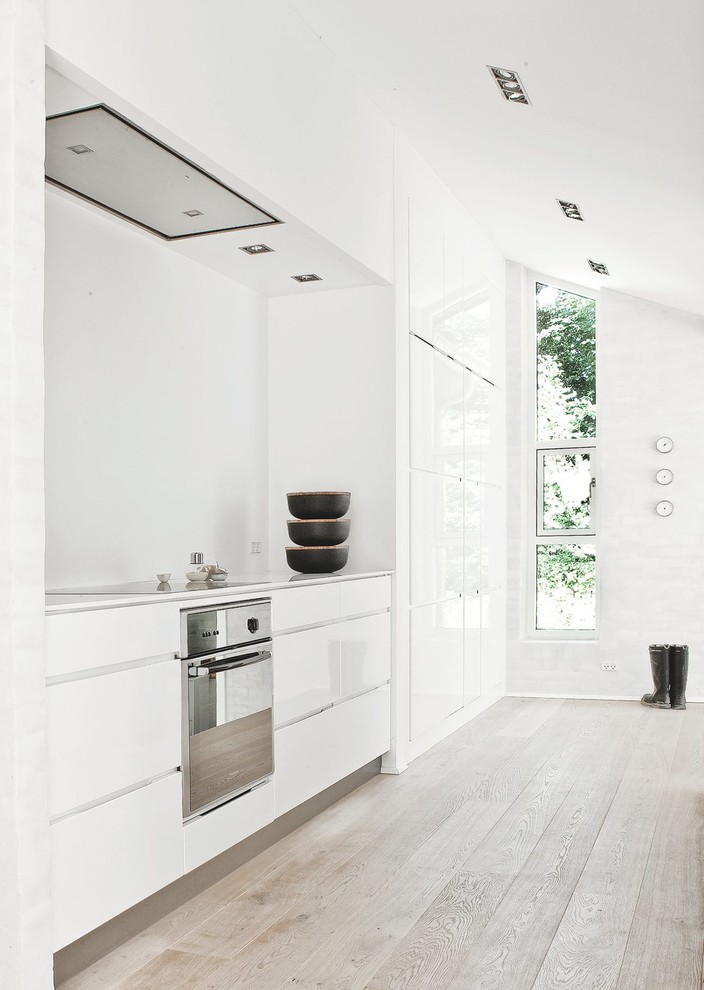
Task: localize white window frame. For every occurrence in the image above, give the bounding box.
[525,273,599,641]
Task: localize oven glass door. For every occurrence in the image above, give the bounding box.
[186,647,273,818]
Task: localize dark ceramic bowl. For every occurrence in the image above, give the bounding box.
[286,545,349,574]
[287,491,351,520]
[287,518,351,547]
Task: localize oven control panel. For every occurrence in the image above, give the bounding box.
[181,599,271,658]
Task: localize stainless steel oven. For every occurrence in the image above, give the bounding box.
[180,599,273,820]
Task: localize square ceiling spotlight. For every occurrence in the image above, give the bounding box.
[588,259,609,275]
[45,104,282,240]
[239,244,274,255]
[487,66,530,105]
[291,273,322,283]
[558,199,584,221]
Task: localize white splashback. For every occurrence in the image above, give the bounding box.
[44,192,269,587]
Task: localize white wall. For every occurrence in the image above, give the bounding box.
[267,285,396,574]
[507,268,704,700]
[44,0,394,284]
[44,192,269,587]
[0,0,54,986]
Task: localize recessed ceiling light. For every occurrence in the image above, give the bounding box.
[239,244,274,255]
[558,199,584,221]
[487,66,531,105]
[588,259,609,275]
[291,273,322,283]
[67,144,93,155]
[183,209,203,217]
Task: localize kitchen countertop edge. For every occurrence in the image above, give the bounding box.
[45,569,395,615]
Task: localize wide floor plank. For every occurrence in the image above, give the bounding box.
[58,699,703,990]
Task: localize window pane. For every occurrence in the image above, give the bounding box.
[536,544,596,630]
[536,283,596,441]
[541,451,592,532]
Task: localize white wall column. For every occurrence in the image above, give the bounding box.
[0,0,52,985]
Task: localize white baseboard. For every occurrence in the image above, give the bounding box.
[379,762,408,775]
[505,692,704,704]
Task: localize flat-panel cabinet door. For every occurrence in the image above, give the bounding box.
[464,371,484,482]
[410,335,464,478]
[274,707,339,817]
[271,583,339,632]
[47,659,181,819]
[482,382,505,487]
[464,595,481,705]
[410,599,463,740]
[481,483,506,593]
[481,589,506,695]
[274,626,340,728]
[338,613,391,699]
[462,265,492,379]
[337,686,391,779]
[51,773,183,950]
[409,198,443,347]
[436,228,463,362]
[464,479,481,597]
[410,471,464,607]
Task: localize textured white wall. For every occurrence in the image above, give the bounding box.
[507,267,704,700]
[0,0,54,986]
[44,192,270,587]
[267,285,396,575]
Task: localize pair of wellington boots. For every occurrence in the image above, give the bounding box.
[641,644,688,710]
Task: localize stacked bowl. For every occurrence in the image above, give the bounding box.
[286,491,351,573]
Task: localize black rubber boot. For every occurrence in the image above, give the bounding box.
[641,644,670,708]
[669,644,689,710]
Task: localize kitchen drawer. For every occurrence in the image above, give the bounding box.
[47,657,181,819]
[338,576,390,617]
[184,780,275,873]
[271,584,339,632]
[46,602,179,677]
[50,773,183,950]
[339,613,391,699]
[274,625,341,728]
[274,706,339,817]
[337,685,391,779]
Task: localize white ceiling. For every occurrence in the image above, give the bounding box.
[288,0,704,317]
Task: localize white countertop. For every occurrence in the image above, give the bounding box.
[45,569,394,614]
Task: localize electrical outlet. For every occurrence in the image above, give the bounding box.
[601,662,618,671]
[250,541,262,554]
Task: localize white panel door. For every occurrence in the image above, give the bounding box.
[410,599,464,740]
[462,263,492,379]
[338,613,391,699]
[464,479,481,598]
[410,471,463,607]
[481,483,506,593]
[410,335,464,479]
[274,625,340,727]
[464,370,484,482]
[481,588,507,695]
[436,226,463,362]
[464,594,482,705]
[337,685,391,778]
[482,381,505,487]
[408,196,443,348]
[274,707,339,817]
[51,773,183,950]
[47,658,181,819]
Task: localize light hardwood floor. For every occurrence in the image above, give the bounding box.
[59,698,704,990]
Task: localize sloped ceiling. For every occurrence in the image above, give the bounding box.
[289,0,704,316]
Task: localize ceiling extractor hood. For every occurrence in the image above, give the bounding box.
[45,104,281,240]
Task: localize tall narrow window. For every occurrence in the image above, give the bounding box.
[532,281,596,634]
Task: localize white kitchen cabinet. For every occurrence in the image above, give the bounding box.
[481,588,506,694]
[46,601,178,676]
[410,598,463,740]
[482,381,505,487]
[464,371,484,482]
[337,685,390,779]
[47,657,181,819]
[339,612,391,697]
[50,772,183,950]
[271,582,339,631]
[274,705,339,817]
[481,482,506,593]
[410,335,464,478]
[338,575,390,617]
[464,594,481,705]
[410,470,463,606]
[184,780,275,874]
[274,624,341,727]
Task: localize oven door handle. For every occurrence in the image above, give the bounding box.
[192,649,272,675]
